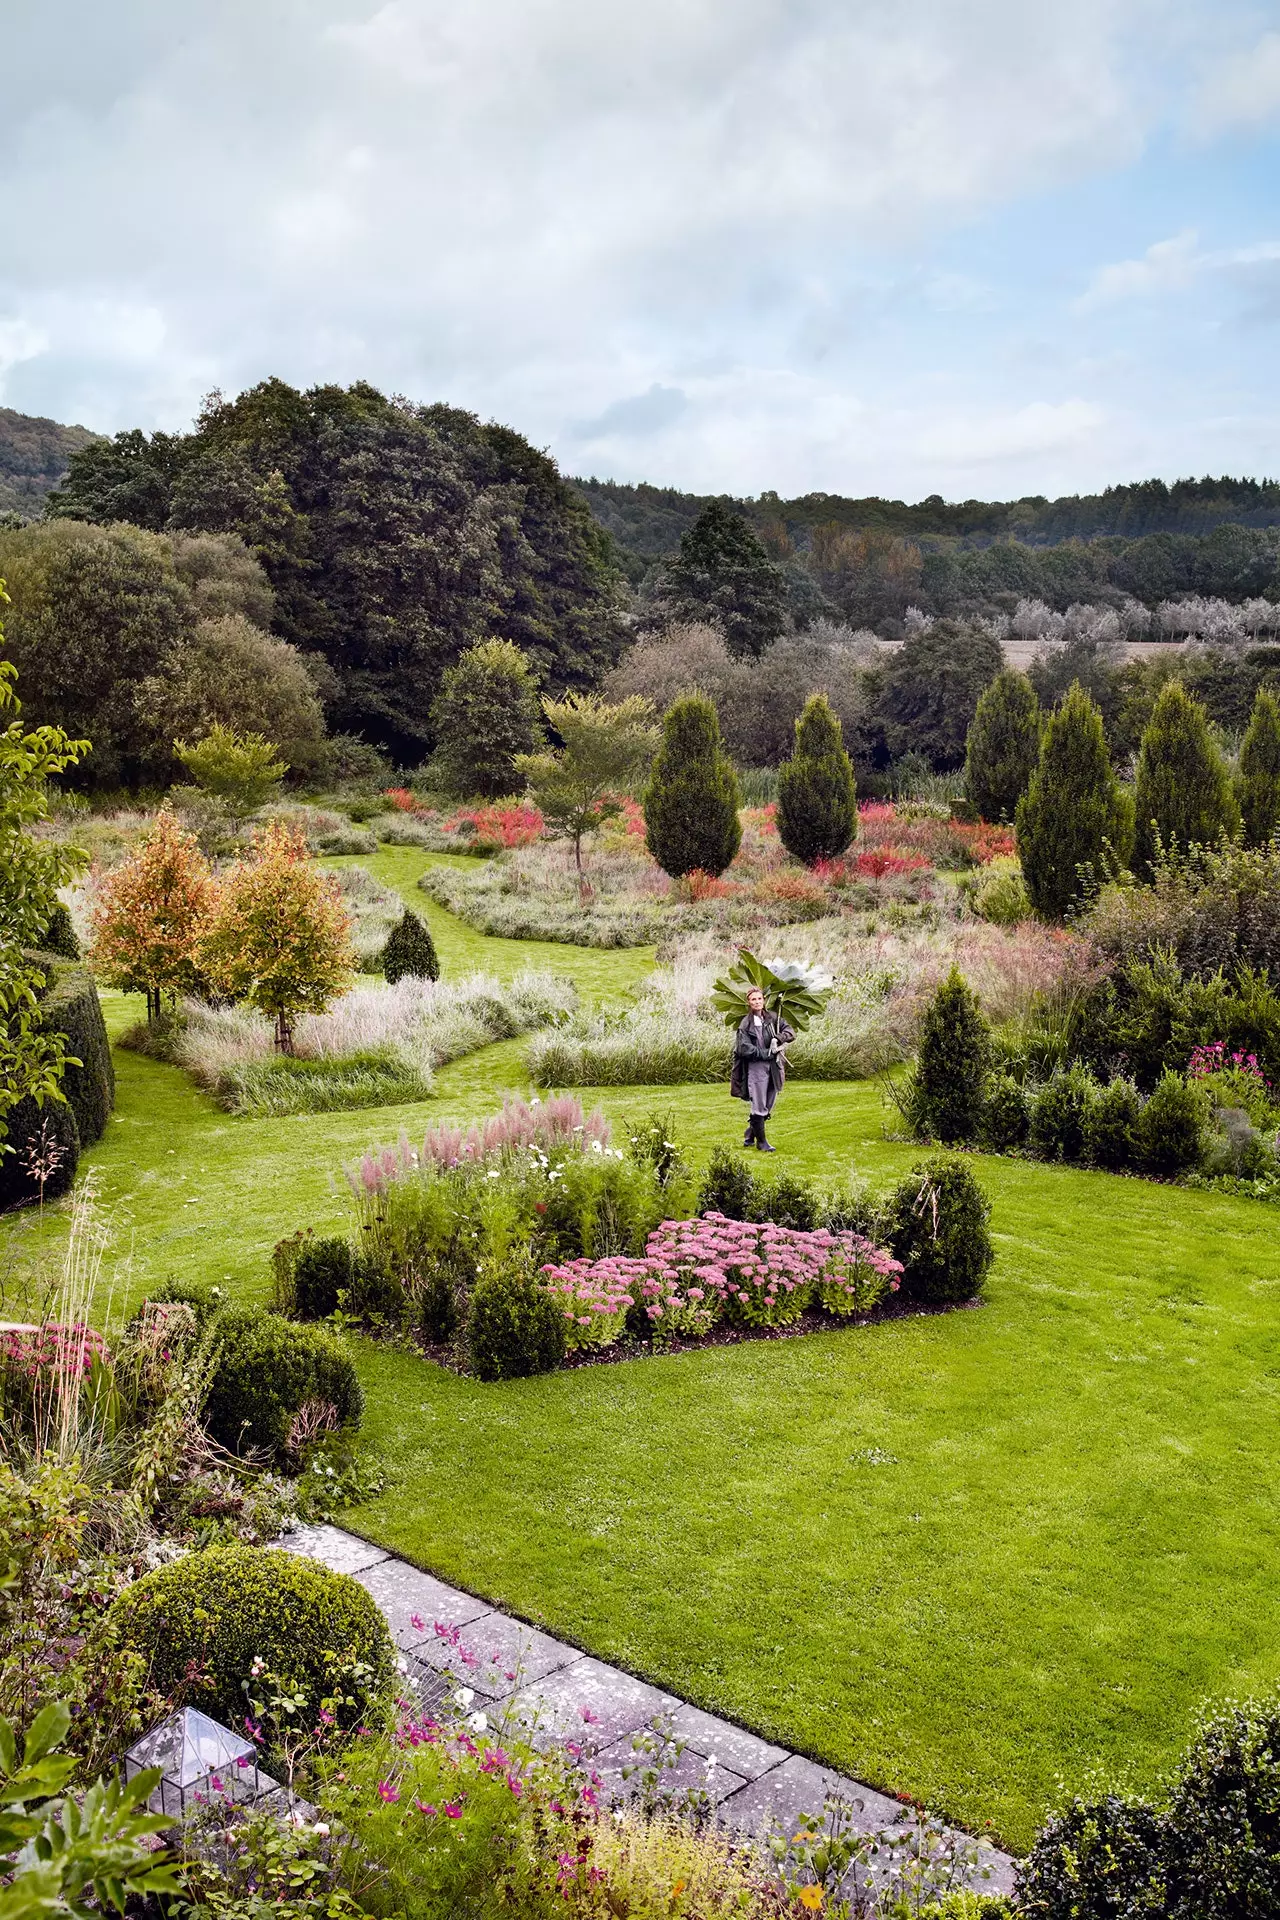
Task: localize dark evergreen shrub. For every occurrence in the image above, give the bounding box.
[1164,1697,1280,1919]
[906,967,990,1146]
[750,1170,821,1231]
[41,902,81,959]
[0,1094,80,1211]
[106,1545,394,1736]
[1238,687,1280,849]
[381,909,439,984]
[964,668,1041,823]
[820,1180,880,1238]
[293,1237,355,1320]
[643,693,742,879]
[776,693,857,865]
[1134,679,1240,875]
[29,962,114,1148]
[1028,1066,1099,1162]
[1017,683,1133,920]
[884,1158,994,1306]
[345,1256,407,1324]
[1016,1794,1166,1919]
[981,1072,1031,1152]
[1137,1071,1207,1177]
[696,1145,756,1220]
[416,1264,459,1343]
[203,1310,363,1461]
[467,1256,566,1381]
[1084,1078,1142,1170]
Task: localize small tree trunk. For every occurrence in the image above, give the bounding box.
[147,985,161,1024]
[276,1009,294,1054]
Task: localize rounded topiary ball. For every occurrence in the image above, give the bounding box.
[381,909,439,985]
[467,1258,566,1381]
[203,1309,363,1462]
[106,1544,395,1735]
[884,1156,994,1306]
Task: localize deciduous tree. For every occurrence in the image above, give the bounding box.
[1017,682,1133,920]
[430,639,543,799]
[198,821,354,1050]
[516,691,659,874]
[175,723,287,819]
[89,810,218,1023]
[775,692,857,865]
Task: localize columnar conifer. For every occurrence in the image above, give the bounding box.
[964,669,1041,822]
[1237,686,1280,847]
[643,693,741,878]
[381,909,439,985]
[776,693,857,865]
[1133,679,1239,872]
[1016,682,1133,920]
[906,967,990,1145]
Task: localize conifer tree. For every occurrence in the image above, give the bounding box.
[964,668,1041,822]
[658,502,787,659]
[905,967,990,1145]
[643,693,741,878]
[381,909,439,985]
[1237,686,1280,847]
[1133,678,1239,873]
[1016,682,1133,920]
[776,693,858,865]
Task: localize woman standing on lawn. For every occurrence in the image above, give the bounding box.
[731,986,794,1152]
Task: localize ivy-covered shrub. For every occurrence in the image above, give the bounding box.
[293,1237,356,1320]
[105,1544,395,1735]
[203,1310,364,1462]
[884,1158,994,1306]
[1028,1066,1098,1163]
[467,1255,567,1381]
[1137,1071,1207,1177]
[981,1072,1031,1152]
[1017,1793,1166,1919]
[1083,1078,1143,1171]
[381,909,439,985]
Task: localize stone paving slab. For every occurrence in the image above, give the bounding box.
[411,1610,580,1699]
[592,1733,748,1807]
[354,1559,492,1649]
[278,1524,388,1576]
[507,1655,682,1747]
[281,1526,1018,1895]
[665,1703,789,1782]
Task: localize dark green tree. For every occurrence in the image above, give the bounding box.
[657,501,786,659]
[429,639,543,798]
[776,692,857,864]
[1237,686,1280,847]
[964,668,1041,822]
[905,967,990,1145]
[1017,682,1134,920]
[876,619,1003,772]
[1133,678,1240,873]
[381,909,439,984]
[643,693,742,878]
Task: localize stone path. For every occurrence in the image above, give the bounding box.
[280,1522,1017,1898]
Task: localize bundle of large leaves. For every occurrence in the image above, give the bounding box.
[710,949,834,1032]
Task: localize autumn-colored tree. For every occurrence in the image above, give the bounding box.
[89,810,218,1022]
[198,821,354,1050]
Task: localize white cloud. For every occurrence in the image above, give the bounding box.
[1076,230,1203,309]
[1197,30,1280,131]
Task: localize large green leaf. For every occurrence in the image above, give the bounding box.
[710,949,834,1032]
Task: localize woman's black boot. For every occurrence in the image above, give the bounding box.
[756,1119,776,1152]
[743,1118,755,1146]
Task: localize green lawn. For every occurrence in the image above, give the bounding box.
[4,847,1279,1853]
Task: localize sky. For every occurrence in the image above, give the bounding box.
[4,0,1280,502]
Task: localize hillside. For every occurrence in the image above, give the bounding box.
[0,406,101,518]
[573,473,1280,580]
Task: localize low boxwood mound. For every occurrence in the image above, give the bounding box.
[106,1544,395,1734]
[884,1157,994,1306]
[204,1309,363,1461]
[467,1255,566,1381]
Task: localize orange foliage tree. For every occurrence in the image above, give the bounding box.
[197,821,354,1051]
[89,810,217,1022]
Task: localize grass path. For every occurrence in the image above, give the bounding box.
[4,845,1279,1849]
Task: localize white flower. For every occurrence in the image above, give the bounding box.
[590,1141,603,1154]
[397,1658,408,1673]
[312,1822,331,1837]
[487,1169,501,1179]
[455,1687,475,1708]
[467,1710,488,1733]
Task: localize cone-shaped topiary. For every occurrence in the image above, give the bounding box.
[643,692,742,879]
[776,692,857,865]
[1016,682,1133,920]
[963,668,1041,823]
[1133,679,1240,874]
[905,966,990,1145]
[381,908,439,984]
[1237,686,1280,848]
[40,901,81,959]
